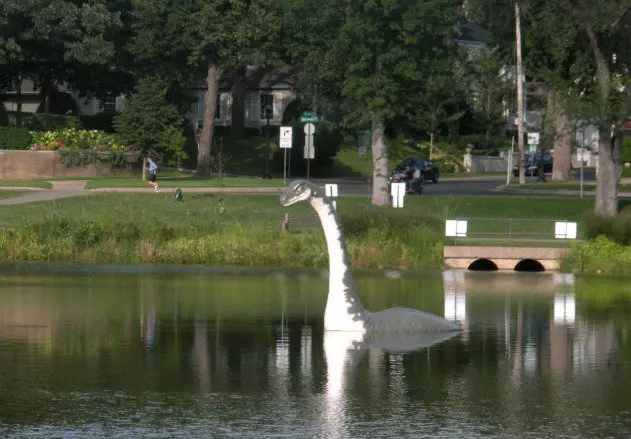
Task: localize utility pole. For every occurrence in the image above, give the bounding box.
[515,2,525,185]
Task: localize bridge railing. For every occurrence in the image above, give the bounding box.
[445,218,580,244]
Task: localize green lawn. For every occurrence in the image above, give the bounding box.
[0,180,53,189]
[506,183,631,192]
[85,175,285,189]
[0,192,593,229]
[0,190,31,199]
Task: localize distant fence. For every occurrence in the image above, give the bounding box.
[445,218,580,244]
[464,153,508,173]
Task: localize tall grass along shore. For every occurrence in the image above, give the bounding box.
[0,193,595,270]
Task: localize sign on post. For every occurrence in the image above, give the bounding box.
[554,221,577,239]
[527,132,540,145]
[300,112,319,123]
[325,183,338,210]
[303,123,315,159]
[280,126,293,186]
[279,126,293,149]
[445,220,468,237]
[390,182,406,208]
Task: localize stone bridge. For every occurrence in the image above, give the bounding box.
[444,246,571,271]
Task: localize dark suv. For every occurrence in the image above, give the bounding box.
[513,153,553,177]
[392,158,440,183]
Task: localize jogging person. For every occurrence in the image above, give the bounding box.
[146,156,160,192]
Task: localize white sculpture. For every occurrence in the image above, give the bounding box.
[281,180,460,333]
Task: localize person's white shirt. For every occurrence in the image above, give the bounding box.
[413,168,421,179]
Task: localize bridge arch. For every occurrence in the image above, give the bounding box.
[468,258,499,271]
[514,259,545,272]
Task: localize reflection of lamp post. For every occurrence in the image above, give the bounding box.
[264,103,272,179]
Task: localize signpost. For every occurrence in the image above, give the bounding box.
[304,122,315,180]
[527,132,539,153]
[356,129,370,158]
[280,126,293,186]
[300,112,319,123]
[325,183,338,210]
[390,182,406,208]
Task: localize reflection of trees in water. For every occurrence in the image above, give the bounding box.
[1,270,631,435]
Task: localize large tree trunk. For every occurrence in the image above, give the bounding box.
[595,131,622,216]
[231,66,246,138]
[197,63,224,176]
[371,112,389,206]
[552,93,572,181]
[515,3,525,184]
[587,25,619,216]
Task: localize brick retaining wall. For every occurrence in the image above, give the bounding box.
[0,150,137,179]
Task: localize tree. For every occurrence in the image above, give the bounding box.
[113,77,185,160]
[467,47,513,152]
[410,57,467,158]
[129,0,280,175]
[536,0,631,215]
[0,0,125,114]
[469,0,631,210]
[283,0,460,205]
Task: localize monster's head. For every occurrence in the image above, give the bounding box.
[280,180,325,207]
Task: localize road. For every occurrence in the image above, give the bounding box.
[321,169,599,197]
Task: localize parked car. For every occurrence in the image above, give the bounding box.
[513,152,553,177]
[391,158,440,183]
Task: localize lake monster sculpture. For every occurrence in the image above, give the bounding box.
[280,180,460,333]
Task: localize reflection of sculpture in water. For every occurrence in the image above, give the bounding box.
[322,329,457,438]
[281,180,460,333]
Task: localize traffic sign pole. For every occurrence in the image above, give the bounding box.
[279,126,293,186]
[303,123,315,180]
[283,149,289,186]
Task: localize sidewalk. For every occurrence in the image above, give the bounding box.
[0,181,88,205]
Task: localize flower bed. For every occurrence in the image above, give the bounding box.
[30,129,139,168]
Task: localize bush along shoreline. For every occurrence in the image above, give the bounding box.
[0,211,445,270]
[563,236,631,276]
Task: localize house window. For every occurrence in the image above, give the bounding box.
[215,94,221,120]
[100,97,117,113]
[260,93,273,119]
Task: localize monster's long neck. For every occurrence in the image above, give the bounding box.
[310,197,366,331]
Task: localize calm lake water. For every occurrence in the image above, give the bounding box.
[0,264,630,438]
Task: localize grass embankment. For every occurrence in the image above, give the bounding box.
[0,190,32,199]
[85,175,284,189]
[563,236,631,276]
[0,193,593,268]
[0,180,52,189]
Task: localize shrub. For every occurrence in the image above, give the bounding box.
[456,134,512,156]
[565,235,631,275]
[79,114,116,132]
[7,112,80,131]
[0,127,32,150]
[59,149,98,167]
[113,77,184,155]
[583,212,631,245]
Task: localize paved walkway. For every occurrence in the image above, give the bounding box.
[0,181,88,205]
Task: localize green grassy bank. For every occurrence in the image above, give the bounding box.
[0,193,595,269]
[0,190,32,199]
